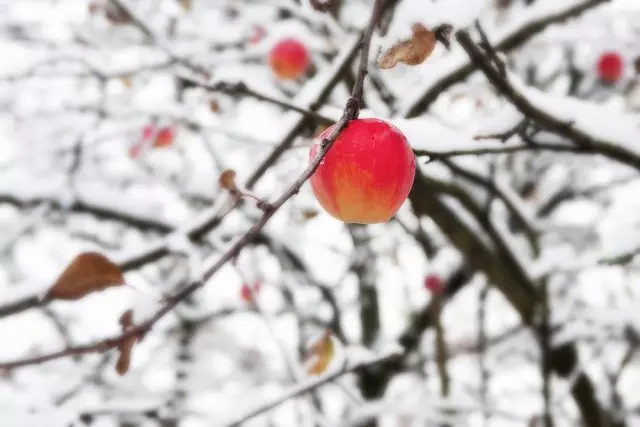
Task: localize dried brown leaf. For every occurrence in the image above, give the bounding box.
[120,76,132,88]
[304,330,335,375]
[209,100,220,113]
[47,252,125,301]
[115,310,137,376]
[377,23,436,69]
[218,169,238,191]
[179,0,192,11]
[635,56,640,74]
[302,209,319,220]
[88,2,100,15]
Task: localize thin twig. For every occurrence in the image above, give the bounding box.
[456,29,640,172]
[225,351,402,427]
[178,76,336,125]
[401,0,610,116]
[110,0,211,78]
[0,0,386,372]
[413,142,587,158]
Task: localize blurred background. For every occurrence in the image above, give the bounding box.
[0,0,639,426]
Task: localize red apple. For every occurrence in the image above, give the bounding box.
[141,125,155,141]
[241,282,262,303]
[154,127,175,148]
[249,24,266,44]
[268,38,310,80]
[597,51,624,84]
[309,118,416,224]
[130,126,174,158]
[424,274,443,294]
[129,144,142,159]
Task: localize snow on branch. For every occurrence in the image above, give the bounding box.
[0,0,387,372]
[457,29,640,172]
[398,0,610,117]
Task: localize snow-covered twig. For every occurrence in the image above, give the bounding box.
[224,350,402,427]
[400,0,610,116]
[0,0,386,372]
[457,29,640,172]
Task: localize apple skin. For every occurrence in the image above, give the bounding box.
[309,118,416,224]
[268,38,310,80]
[597,51,624,84]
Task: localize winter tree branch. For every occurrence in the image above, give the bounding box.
[0,0,386,372]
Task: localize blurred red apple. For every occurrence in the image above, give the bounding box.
[129,144,142,159]
[597,51,624,84]
[130,125,175,158]
[309,118,416,224]
[249,24,266,44]
[154,127,175,148]
[424,274,443,294]
[241,282,262,303]
[268,38,310,80]
[141,125,155,140]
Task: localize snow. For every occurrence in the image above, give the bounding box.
[0,0,639,426]
[510,73,640,157]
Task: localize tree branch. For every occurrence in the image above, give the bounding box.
[0,0,386,372]
[0,31,366,322]
[400,0,610,116]
[456,29,640,172]
[225,351,402,427]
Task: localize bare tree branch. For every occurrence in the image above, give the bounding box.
[0,0,386,372]
[400,0,610,117]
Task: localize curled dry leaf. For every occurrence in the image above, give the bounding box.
[46,252,125,301]
[218,169,238,191]
[304,330,335,375]
[179,0,192,11]
[120,76,132,88]
[88,1,100,15]
[302,209,319,220]
[115,310,137,376]
[377,23,436,69]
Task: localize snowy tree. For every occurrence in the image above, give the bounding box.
[0,0,639,426]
